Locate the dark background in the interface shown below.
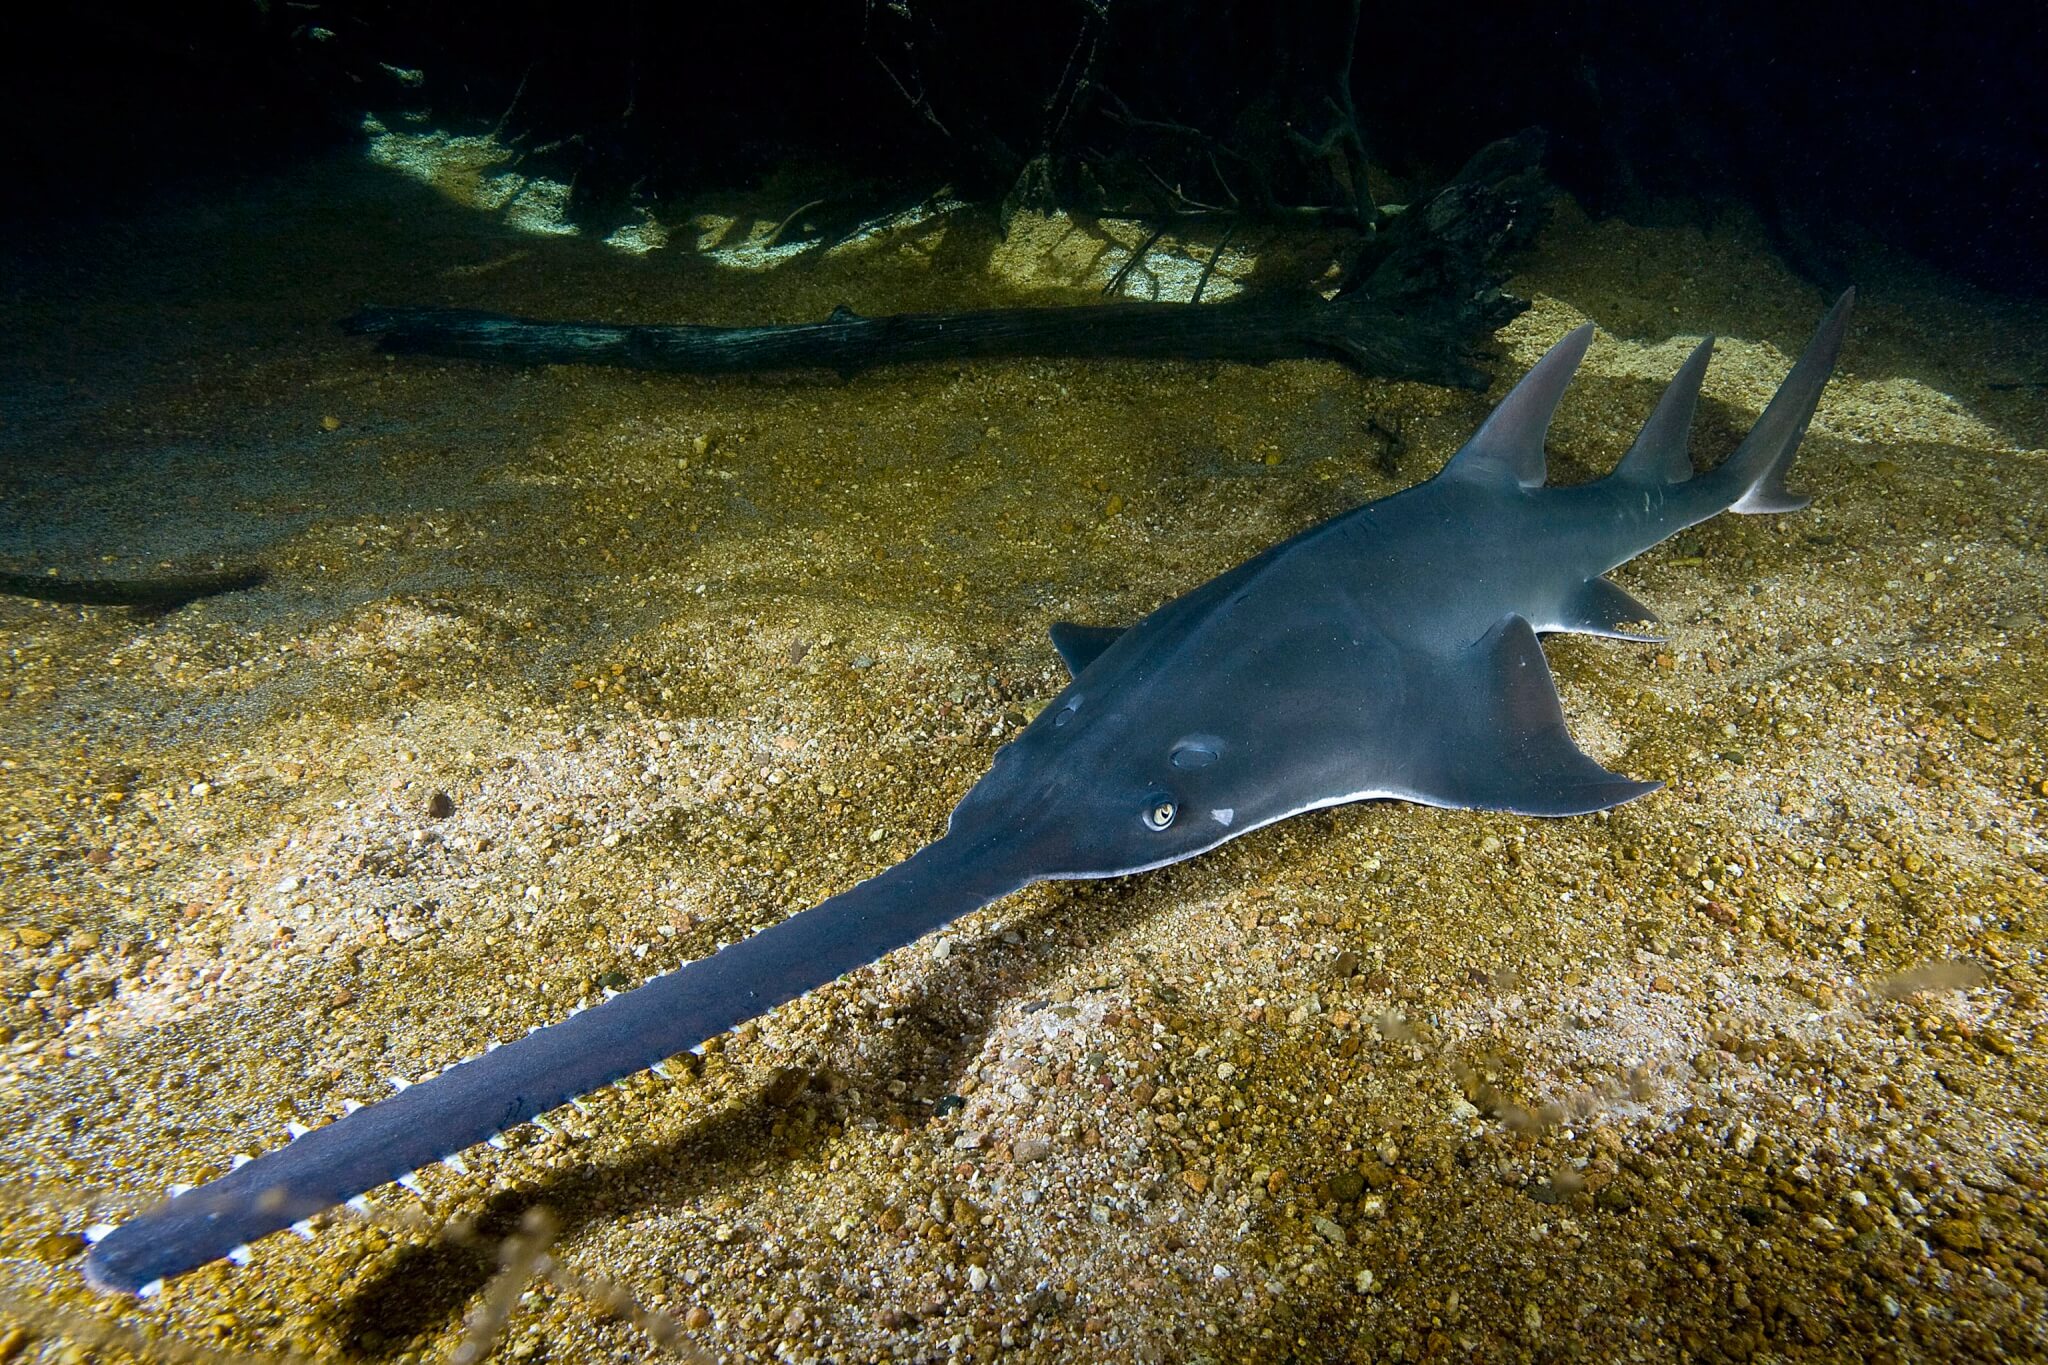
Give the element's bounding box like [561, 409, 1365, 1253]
[2, 1, 2040, 294]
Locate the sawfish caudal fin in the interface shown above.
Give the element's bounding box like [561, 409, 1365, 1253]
[1395, 615, 1660, 816]
[1721, 289, 1855, 514]
[83, 833, 1034, 1295]
[1440, 323, 1595, 489]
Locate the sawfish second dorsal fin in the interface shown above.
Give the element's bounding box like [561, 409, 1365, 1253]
[1440, 323, 1595, 490]
[1610, 335, 1714, 486]
[1049, 622, 1125, 677]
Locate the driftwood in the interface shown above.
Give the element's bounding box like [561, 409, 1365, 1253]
[350, 289, 1512, 388]
[0, 565, 266, 613]
[349, 132, 1549, 390]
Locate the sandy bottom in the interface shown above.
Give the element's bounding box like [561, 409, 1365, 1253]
[2, 158, 2046, 1364]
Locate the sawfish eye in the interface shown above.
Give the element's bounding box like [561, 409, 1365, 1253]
[1144, 799, 1177, 830]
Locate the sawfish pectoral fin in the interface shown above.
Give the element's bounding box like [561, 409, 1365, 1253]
[1546, 576, 1664, 643]
[1048, 621, 1126, 677]
[1396, 615, 1659, 817]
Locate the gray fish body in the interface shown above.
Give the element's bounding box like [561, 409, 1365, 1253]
[84, 292, 1851, 1295]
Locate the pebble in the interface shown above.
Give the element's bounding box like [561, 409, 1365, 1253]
[14, 928, 52, 950]
[1931, 1217, 1982, 1253]
[30, 1231, 83, 1264]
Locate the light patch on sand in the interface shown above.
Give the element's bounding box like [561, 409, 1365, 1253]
[688, 197, 969, 272]
[689, 213, 815, 271]
[1512, 298, 2046, 458]
[826, 195, 968, 258]
[991, 210, 1254, 302]
[362, 115, 578, 238]
[97, 712, 730, 1032]
[603, 212, 671, 255]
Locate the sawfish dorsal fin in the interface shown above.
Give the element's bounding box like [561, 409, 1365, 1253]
[1440, 324, 1595, 490]
[1048, 622, 1125, 677]
[1397, 615, 1659, 816]
[1610, 336, 1714, 485]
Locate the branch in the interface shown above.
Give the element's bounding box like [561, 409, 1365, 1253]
[0, 564, 267, 613]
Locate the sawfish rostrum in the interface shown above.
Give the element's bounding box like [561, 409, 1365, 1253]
[85, 291, 1853, 1293]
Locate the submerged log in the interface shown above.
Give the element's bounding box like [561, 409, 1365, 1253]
[350, 132, 1548, 390]
[349, 289, 1515, 388]
[0, 564, 266, 613]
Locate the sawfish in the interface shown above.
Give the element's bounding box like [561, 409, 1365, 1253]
[84, 291, 1852, 1294]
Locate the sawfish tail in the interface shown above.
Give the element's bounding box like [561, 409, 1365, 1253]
[1596, 288, 1851, 553]
[1717, 288, 1855, 515]
[84, 832, 1034, 1294]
